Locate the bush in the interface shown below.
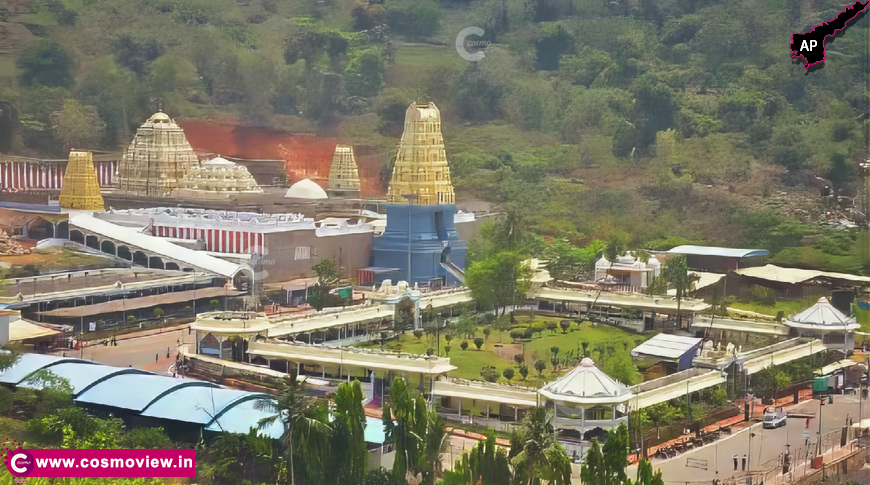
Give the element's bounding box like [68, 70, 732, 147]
[126, 315, 136, 323]
[483, 327, 491, 340]
[529, 321, 547, 335]
[473, 337, 485, 350]
[460, 341, 469, 351]
[519, 365, 529, 380]
[560, 320, 571, 333]
[514, 354, 525, 365]
[546, 321, 558, 333]
[153, 307, 164, 319]
[444, 345, 451, 356]
[509, 328, 527, 341]
[503, 367, 515, 380]
[413, 330, 423, 340]
[750, 286, 776, 306]
[535, 359, 547, 375]
[480, 365, 499, 383]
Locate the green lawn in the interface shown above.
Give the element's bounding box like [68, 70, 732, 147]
[357, 315, 646, 383]
[0, 58, 17, 78]
[392, 42, 461, 71]
[728, 297, 818, 317]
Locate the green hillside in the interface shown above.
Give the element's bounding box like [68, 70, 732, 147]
[0, 0, 868, 270]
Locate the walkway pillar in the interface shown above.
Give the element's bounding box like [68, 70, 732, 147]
[458, 398, 462, 420]
[580, 406, 585, 438]
[553, 401, 557, 434]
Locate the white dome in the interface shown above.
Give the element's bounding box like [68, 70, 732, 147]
[201, 156, 236, 167]
[284, 179, 328, 199]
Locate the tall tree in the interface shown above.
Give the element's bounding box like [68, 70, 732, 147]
[580, 423, 629, 485]
[307, 258, 344, 310]
[509, 407, 572, 485]
[465, 251, 532, 315]
[383, 376, 448, 485]
[17, 39, 75, 88]
[255, 372, 331, 485]
[329, 380, 368, 485]
[662, 255, 700, 330]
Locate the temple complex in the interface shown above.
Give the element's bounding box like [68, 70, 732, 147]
[58, 151, 104, 210]
[117, 111, 198, 197]
[177, 156, 262, 197]
[386, 102, 455, 205]
[326, 145, 361, 199]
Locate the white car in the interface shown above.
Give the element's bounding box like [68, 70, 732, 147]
[763, 412, 787, 429]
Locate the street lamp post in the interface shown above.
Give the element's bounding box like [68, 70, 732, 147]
[817, 395, 826, 457]
[749, 432, 756, 472]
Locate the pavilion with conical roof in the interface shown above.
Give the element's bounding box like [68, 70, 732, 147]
[538, 358, 633, 441]
[784, 297, 858, 352]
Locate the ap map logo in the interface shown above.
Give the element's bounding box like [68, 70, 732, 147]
[3, 439, 34, 481]
[456, 27, 491, 62]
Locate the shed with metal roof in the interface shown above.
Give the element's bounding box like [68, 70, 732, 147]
[666, 245, 769, 272]
[630, 334, 703, 372]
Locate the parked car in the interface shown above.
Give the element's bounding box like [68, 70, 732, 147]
[763, 411, 787, 429]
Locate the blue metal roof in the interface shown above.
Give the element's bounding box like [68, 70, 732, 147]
[667, 245, 770, 259]
[141, 387, 269, 425]
[75, 374, 219, 411]
[0, 354, 92, 384]
[205, 398, 285, 439]
[17, 362, 151, 397]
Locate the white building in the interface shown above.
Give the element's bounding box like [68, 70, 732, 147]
[594, 253, 661, 289]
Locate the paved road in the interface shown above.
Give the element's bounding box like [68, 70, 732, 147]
[643, 394, 867, 482]
[58, 328, 195, 372]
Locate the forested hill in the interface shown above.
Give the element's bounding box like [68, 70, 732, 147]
[0, 0, 868, 273]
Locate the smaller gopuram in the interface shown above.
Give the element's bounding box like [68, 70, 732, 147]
[58, 151, 104, 210]
[326, 145, 361, 199]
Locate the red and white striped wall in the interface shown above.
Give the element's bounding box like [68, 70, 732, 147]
[151, 226, 266, 254]
[0, 161, 117, 191]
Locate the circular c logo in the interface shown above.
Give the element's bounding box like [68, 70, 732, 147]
[7, 450, 34, 477]
[456, 27, 487, 62]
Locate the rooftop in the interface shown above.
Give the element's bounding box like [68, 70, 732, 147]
[785, 297, 859, 331]
[735, 264, 870, 286]
[667, 245, 770, 259]
[631, 334, 703, 361]
[538, 358, 633, 405]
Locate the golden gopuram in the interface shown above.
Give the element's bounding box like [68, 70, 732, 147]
[58, 150, 104, 210]
[117, 111, 198, 197]
[386, 102, 455, 205]
[326, 145, 361, 199]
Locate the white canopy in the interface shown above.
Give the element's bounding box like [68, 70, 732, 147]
[785, 297, 859, 331]
[538, 358, 633, 405]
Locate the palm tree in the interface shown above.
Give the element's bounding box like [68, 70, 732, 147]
[331, 380, 368, 485]
[255, 372, 332, 485]
[510, 407, 572, 485]
[662, 255, 700, 330]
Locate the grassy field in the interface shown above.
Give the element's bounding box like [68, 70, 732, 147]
[728, 297, 818, 317]
[357, 315, 646, 383]
[392, 43, 460, 70]
[0, 248, 114, 270]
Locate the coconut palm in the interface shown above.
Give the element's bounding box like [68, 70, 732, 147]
[329, 380, 368, 485]
[662, 255, 700, 330]
[255, 372, 331, 485]
[509, 406, 572, 485]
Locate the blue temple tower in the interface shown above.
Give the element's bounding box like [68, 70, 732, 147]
[372, 102, 467, 286]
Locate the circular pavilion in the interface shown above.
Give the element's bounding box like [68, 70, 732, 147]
[784, 297, 859, 352]
[538, 358, 633, 447]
